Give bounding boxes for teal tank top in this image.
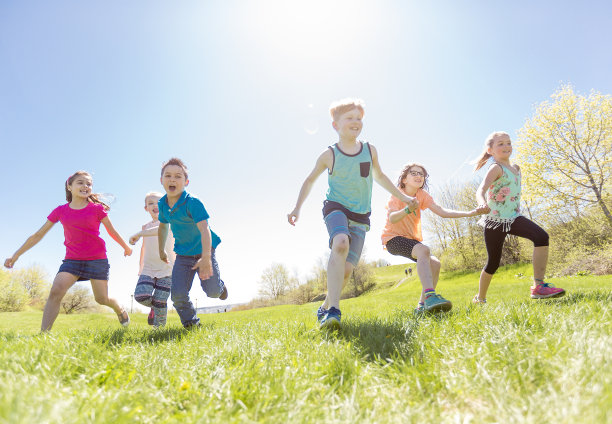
[326,142,373,214]
[478,163,522,231]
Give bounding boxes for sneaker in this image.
[147,309,154,326]
[219,285,228,300]
[319,307,341,330]
[413,303,425,315]
[118,309,130,327]
[472,294,487,304]
[316,306,328,324]
[531,282,565,299]
[424,293,452,313]
[184,321,202,330]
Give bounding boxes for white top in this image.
[139,220,175,278]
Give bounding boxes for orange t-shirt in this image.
[381,189,434,244]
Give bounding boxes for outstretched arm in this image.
[370,145,419,210]
[101,217,132,257]
[129,224,160,245]
[287,150,332,226]
[428,200,488,218]
[4,220,55,268]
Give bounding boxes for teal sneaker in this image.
[316,306,327,324]
[319,307,341,330]
[413,303,425,315]
[424,293,452,313]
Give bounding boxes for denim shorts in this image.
[324,210,367,266]
[58,259,110,281]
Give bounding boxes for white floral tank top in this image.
[478,163,521,231]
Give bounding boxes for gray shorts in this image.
[324,210,368,266]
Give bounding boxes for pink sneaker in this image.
[531,282,565,299]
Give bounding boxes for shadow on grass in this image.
[326,310,454,362]
[93,322,216,347]
[540,289,611,306]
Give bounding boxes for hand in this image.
[476,204,491,215]
[287,208,300,226]
[4,256,17,268]
[192,257,213,280]
[124,246,133,257]
[404,196,419,212]
[160,250,169,264]
[129,234,140,245]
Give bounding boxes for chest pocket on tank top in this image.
[360,162,370,177]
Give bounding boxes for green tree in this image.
[0,269,30,312]
[10,265,50,306]
[61,285,96,314]
[515,84,612,226]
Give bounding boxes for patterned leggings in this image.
[134,275,172,326]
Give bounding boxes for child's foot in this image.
[147,309,154,326]
[472,294,487,304]
[424,293,452,313]
[118,309,130,327]
[219,285,228,300]
[319,307,341,330]
[531,282,565,299]
[413,302,425,315]
[316,306,328,324]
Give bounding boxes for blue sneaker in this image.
[414,303,425,315]
[424,293,452,313]
[319,307,341,330]
[316,306,328,324]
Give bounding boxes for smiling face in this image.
[402,166,426,190]
[487,133,513,161]
[332,107,363,139]
[144,195,161,220]
[67,174,93,201]
[160,165,188,198]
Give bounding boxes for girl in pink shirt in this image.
[4,171,133,331]
[382,163,487,313]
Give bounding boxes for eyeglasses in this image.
[409,171,424,177]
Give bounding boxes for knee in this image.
[94,293,110,305]
[413,244,431,259]
[534,230,549,247]
[331,234,350,256]
[430,256,441,270]
[48,286,67,301]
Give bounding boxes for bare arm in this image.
[388,207,417,224]
[428,200,486,218]
[129,224,160,245]
[287,149,332,226]
[101,216,133,257]
[476,164,502,207]
[193,220,213,280]
[370,145,419,210]
[4,220,55,268]
[158,222,169,263]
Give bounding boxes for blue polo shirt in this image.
[158,190,221,256]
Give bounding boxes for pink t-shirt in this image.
[381,189,434,244]
[47,203,108,260]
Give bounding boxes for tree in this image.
[61,285,96,314]
[10,265,50,306]
[258,263,291,299]
[345,259,376,298]
[515,84,612,226]
[0,269,30,312]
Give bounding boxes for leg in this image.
[412,244,434,303]
[171,255,199,327]
[152,276,172,326]
[91,279,123,314]
[507,216,549,281]
[41,272,78,331]
[326,233,350,310]
[199,249,226,298]
[323,261,354,310]
[134,275,154,307]
[478,227,507,300]
[533,246,548,280]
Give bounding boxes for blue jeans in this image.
[171,249,225,327]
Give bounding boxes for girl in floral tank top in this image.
[473,132,565,303]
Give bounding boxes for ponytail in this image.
[473,151,492,171]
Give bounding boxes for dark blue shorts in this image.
[58,259,110,281]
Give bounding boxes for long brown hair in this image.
[397,163,429,191]
[473,131,510,171]
[65,171,110,211]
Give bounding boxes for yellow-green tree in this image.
[515,85,612,226]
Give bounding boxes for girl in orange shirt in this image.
[382,163,487,313]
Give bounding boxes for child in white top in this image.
[129,192,175,327]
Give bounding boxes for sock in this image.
[423,288,435,298]
[534,278,544,286]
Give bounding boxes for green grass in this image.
[1,263,611,423]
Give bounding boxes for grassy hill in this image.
[1,263,610,423]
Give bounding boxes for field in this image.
[1,263,610,423]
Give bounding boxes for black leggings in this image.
[386,236,422,262]
[483,216,549,275]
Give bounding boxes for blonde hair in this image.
[144,191,164,204]
[472,131,510,171]
[329,98,365,121]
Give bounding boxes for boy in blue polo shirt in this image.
[157,157,228,328]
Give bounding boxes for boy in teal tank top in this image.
[288,98,419,329]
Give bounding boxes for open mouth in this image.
[168,185,176,191]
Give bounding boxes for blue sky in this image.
[2,0,611,309]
